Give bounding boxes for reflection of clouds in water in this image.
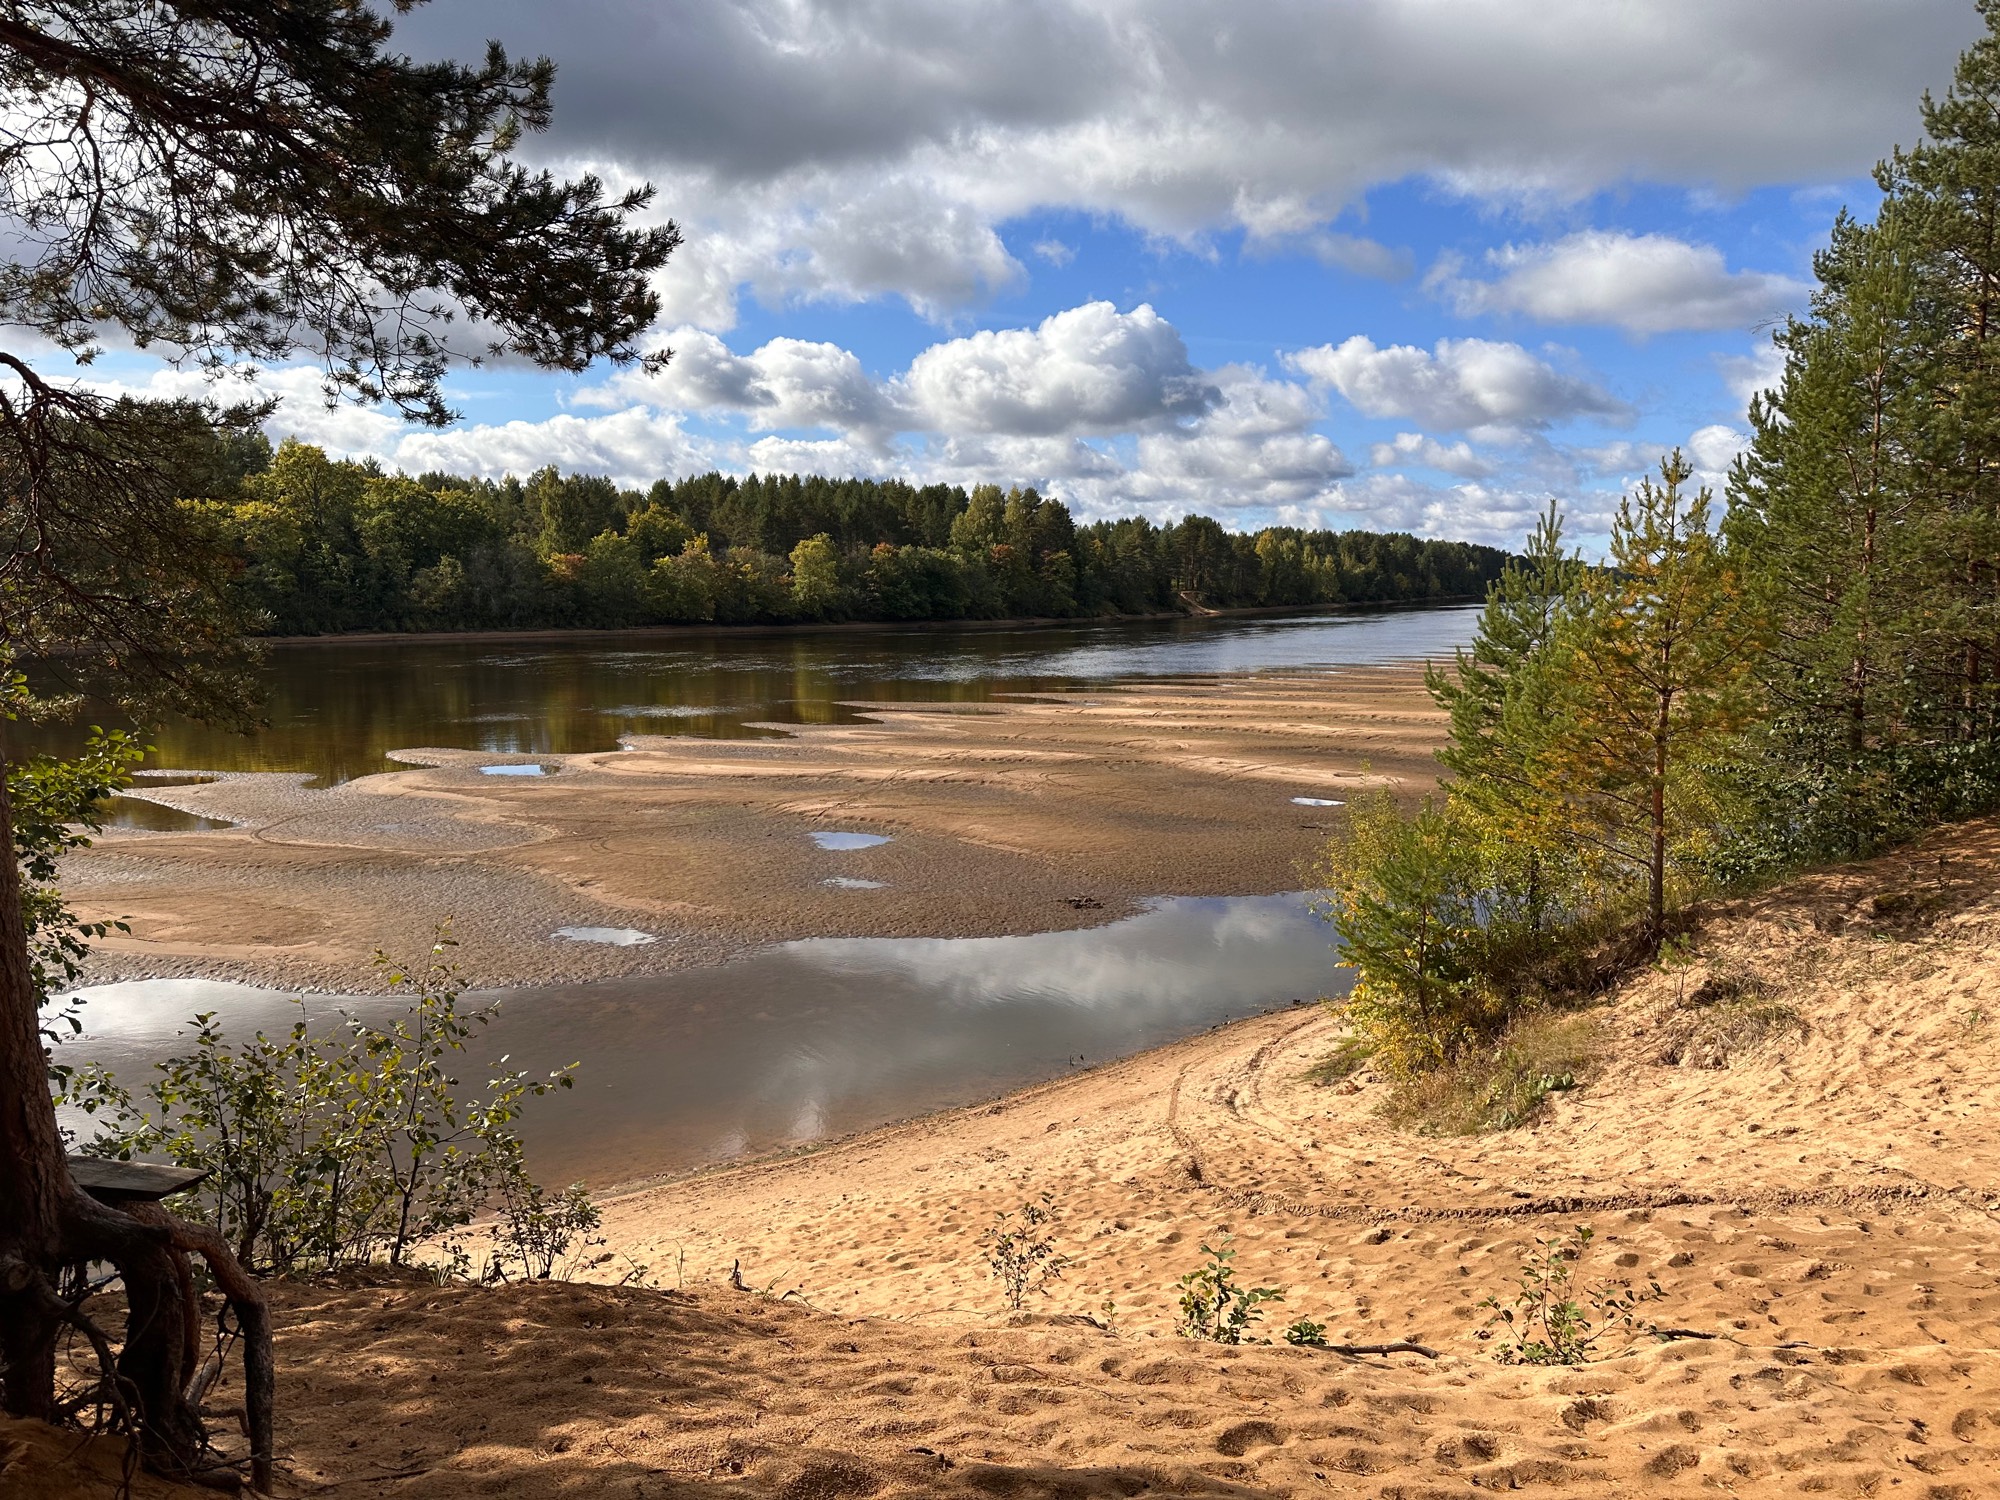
[47,979,316,1048]
[787,894,1333,1011]
[869,608,1479,684]
[598,704,723,719]
[56,891,1350,1182]
[554,927,659,946]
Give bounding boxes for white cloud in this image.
[380,1,1974,325]
[392,409,714,485]
[1436,231,1809,336]
[616,329,897,438]
[1719,341,1788,411]
[1368,431,1497,478]
[1031,239,1076,267]
[1120,368,1352,509]
[1571,425,1747,493]
[84,364,412,458]
[1288,336,1629,432]
[1686,423,1749,488]
[1280,473,1590,549]
[899,301,1218,437]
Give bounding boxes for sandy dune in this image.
[62,668,1444,991]
[25,817,2000,1498]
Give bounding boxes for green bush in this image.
[477,1174,607,1282]
[1175,1237,1283,1344]
[62,932,575,1275]
[1477,1224,1663,1365]
[980,1194,1071,1311]
[1309,791,1500,1077]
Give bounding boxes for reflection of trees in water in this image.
[24,607,1476,785]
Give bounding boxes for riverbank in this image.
[33,815,2000,1499]
[256,598,1480,648]
[62,664,1445,992]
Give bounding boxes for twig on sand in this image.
[1324,1340,1438,1358]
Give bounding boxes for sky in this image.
[78,1,1996,551]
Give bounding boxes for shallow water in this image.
[94,796,236,833]
[22,606,1477,783]
[809,831,892,851]
[55,892,1345,1185]
[553,927,660,947]
[479,763,547,777]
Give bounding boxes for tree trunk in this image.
[0,743,71,1421]
[1649,704,1670,957]
[0,743,217,1478]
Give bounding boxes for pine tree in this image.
[0,2,674,1478]
[1730,4,2000,854]
[1549,455,1769,952]
[1427,502,1591,935]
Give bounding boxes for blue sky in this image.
[77,1,1991,550]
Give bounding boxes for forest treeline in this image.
[178,438,1511,634]
[1319,11,2000,1124]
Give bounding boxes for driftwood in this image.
[1321,1340,1439,1358]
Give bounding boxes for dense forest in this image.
[179,438,1512,634]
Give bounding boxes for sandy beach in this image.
[24,815,2000,1499]
[61,665,1444,992]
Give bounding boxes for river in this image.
[49,606,1475,1181]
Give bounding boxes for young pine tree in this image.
[1547,455,1770,953]
[1427,501,1591,938]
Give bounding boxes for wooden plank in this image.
[67,1157,210,1202]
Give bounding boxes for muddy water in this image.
[55,892,1345,1186]
[26,605,1477,786]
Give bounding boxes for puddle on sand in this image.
[480,763,548,777]
[822,877,888,890]
[1291,797,1345,808]
[553,927,659,947]
[54,891,1344,1187]
[810,831,891,851]
[93,795,233,833]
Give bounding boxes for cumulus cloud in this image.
[1279,473,1590,549]
[899,302,1218,437]
[393,409,715,484]
[1435,231,1810,335]
[1572,425,1747,492]
[589,329,897,442]
[85,364,412,458]
[1369,432,1497,478]
[1120,368,1352,509]
[108,292,1728,554]
[1288,336,1629,432]
[1686,423,1749,487]
[386,2,1972,326]
[1719,341,1788,411]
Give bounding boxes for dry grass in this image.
[1380,1010,1603,1135]
[1298,1028,1373,1085]
[1652,966,1809,1069]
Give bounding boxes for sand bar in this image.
[62,665,1444,991]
